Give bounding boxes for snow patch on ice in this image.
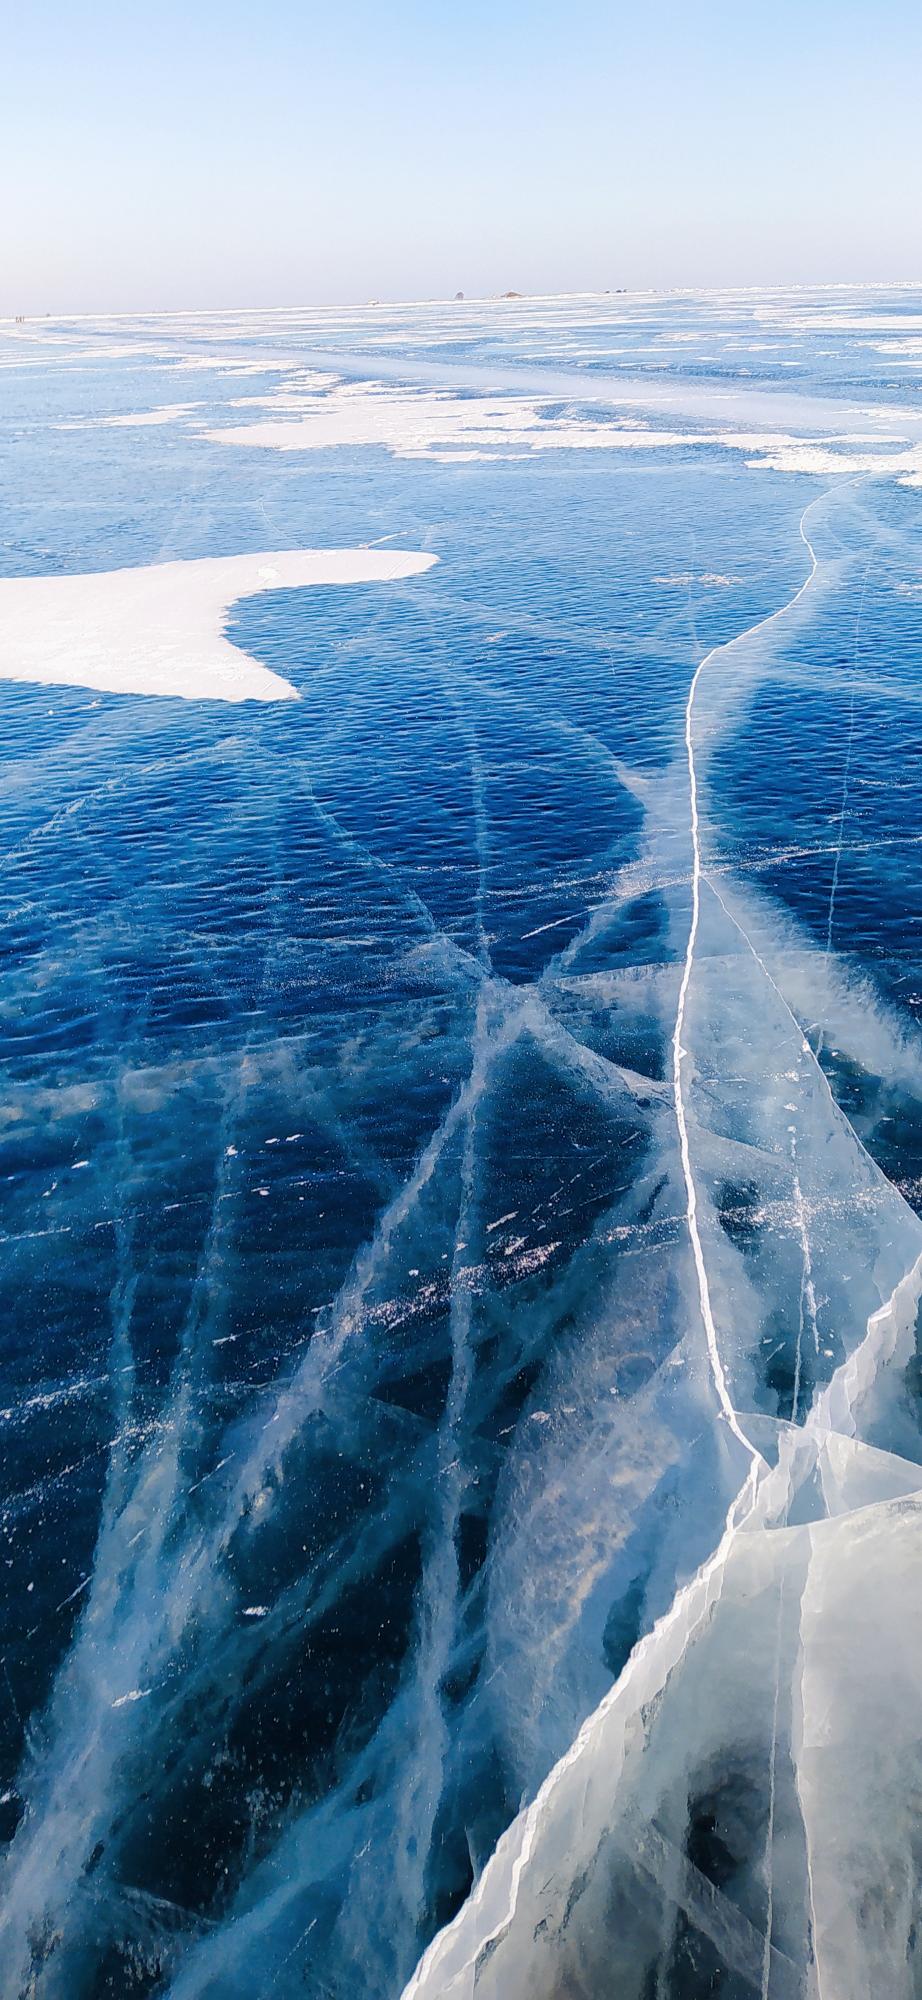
[53,403,203,430]
[201,378,701,460]
[0,547,437,704]
[201,376,922,486]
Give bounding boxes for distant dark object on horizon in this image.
[454,291,464,300]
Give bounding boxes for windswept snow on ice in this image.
[0,548,437,704]
[202,379,698,460]
[200,375,922,484]
[52,403,204,430]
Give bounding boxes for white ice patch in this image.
[652,571,739,587]
[201,379,702,460]
[0,547,437,704]
[110,1687,150,1709]
[53,403,203,430]
[200,377,922,487]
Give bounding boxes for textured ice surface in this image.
[403,477,922,2000]
[3,292,922,2000]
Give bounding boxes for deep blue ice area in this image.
[3,295,922,1999]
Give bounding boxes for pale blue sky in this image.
[4,0,922,312]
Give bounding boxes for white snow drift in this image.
[0,547,437,704]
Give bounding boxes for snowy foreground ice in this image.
[3,292,922,1998]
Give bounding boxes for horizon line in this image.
[5,278,922,325]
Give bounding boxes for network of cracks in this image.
[2,481,922,2000]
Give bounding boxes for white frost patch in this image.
[230,371,342,403]
[53,403,203,431]
[0,547,437,704]
[652,571,738,587]
[200,376,922,487]
[725,434,922,485]
[100,402,203,428]
[170,356,305,377]
[201,379,699,460]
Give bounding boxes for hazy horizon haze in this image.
[4,0,922,314]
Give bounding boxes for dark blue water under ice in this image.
[3,296,922,1999]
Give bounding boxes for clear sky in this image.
[4,0,922,313]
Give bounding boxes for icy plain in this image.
[3,290,922,1999]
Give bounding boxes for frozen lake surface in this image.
[3,290,922,1998]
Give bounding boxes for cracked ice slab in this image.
[0,547,437,704]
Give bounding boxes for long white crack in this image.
[400,482,922,2000]
[672,493,823,1457]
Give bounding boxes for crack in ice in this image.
[671,496,823,1459]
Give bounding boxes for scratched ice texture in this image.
[3,292,922,1999]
